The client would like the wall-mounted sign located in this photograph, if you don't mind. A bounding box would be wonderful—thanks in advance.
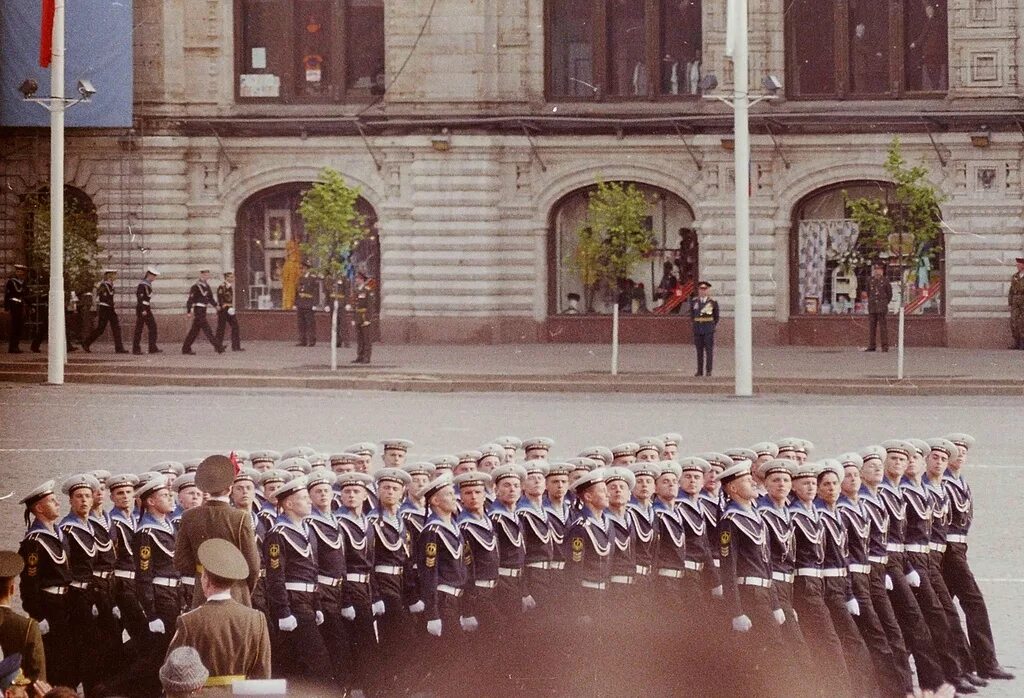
[240,73,280,97]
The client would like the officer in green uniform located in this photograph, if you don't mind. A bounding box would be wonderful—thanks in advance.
[295,262,318,347]
[351,270,377,364]
[1008,255,1024,349]
[0,551,46,682]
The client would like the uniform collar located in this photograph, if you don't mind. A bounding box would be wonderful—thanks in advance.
[426,513,460,537]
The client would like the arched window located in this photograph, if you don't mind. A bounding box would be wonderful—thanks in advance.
[546,0,703,100]
[790,182,944,317]
[549,183,695,315]
[786,0,947,99]
[235,183,379,312]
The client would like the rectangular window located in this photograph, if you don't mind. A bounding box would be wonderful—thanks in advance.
[240,0,285,99]
[848,1,891,95]
[607,0,648,97]
[659,0,702,95]
[347,0,385,93]
[789,0,837,96]
[548,0,597,98]
[904,1,947,92]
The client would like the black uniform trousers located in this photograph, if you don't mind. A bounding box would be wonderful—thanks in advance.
[315,584,349,686]
[132,310,158,352]
[822,575,878,697]
[132,587,180,698]
[215,309,241,350]
[91,577,121,685]
[356,320,372,362]
[67,586,104,694]
[929,549,976,674]
[373,571,410,688]
[6,304,24,351]
[792,576,851,697]
[867,312,889,350]
[884,553,946,690]
[850,570,908,697]
[464,583,501,693]
[731,586,788,698]
[271,589,331,690]
[85,307,126,351]
[868,562,914,693]
[693,329,714,375]
[182,308,220,352]
[907,550,962,681]
[341,580,377,693]
[772,580,816,682]
[420,592,465,696]
[942,542,999,673]
[113,577,148,659]
[296,308,316,346]
[36,592,74,689]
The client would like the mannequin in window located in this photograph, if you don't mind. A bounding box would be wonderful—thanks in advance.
[909,4,946,90]
[687,49,702,94]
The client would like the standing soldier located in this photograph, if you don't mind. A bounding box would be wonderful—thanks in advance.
[295,261,317,347]
[689,280,719,377]
[182,269,224,354]
[83,269,129,353]
[305,470,349,689]
[18,481,73,687]
[455,471,497,693]
[107,474,147,656]
[1008,254,1024,349]
[865,261,893,352]
[0,551,46,683]
[351,269,376,364]
[132,267,160,354]
[215,271,243,352]
[4,264,29,353]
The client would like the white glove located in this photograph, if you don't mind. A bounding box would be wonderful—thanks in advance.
[711,585,723,598]
[38,619,49,636]
[112,606,121,620]
[148,618,165,634]
[341,606,356,621]
[278,615,298,632]
[315,610,324,626]
[884,574,894,591]
[732,615,752,632]
[521,595,536,612]
[91,604,99,618]
[459,616,479,632]
[792,608,798,622]
[846,598,861,616]
[773,608,786,625]
[426,619,442,637]
[408,600,425,614]
[905,570,921,588]
[372,600,385,617]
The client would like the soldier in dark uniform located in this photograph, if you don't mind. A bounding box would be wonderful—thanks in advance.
[689,280,719,376]
[214,271,243,352]
[305,470,348,689]
[455,471,497,692]
[230,468,269,616]
[131,267,160,354]
[368,468,414,690]
[865,261,893,352]
[626,462,660,589]
[87,474,119,684]
[351,270,376,363]
[940,433,1014,680]
[415,474,469,690]
[133,477,181,697]
[334,472,379,696]
[0,551,46,683]
[295,262,317,347]
[264,476,331,689]
[107,474,147,658]
[4,264,29,353]
[1009,255,1024,349]
[182,269,224,354]
[83,269,128,353]
[675,457,720,600]
[717,462,787,696]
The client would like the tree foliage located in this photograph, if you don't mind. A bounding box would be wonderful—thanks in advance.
[845,138,945,257]
[567,180,653,311]
[297,168,370,281]
[24,191,102,296]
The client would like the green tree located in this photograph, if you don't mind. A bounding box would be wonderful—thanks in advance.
[845,138,945,258]
[298,168,370,281]
[567,225,603,312]
[24,191,102,297]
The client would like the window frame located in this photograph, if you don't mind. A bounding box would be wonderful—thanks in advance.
[233,0,383,104]
[544,0,704,102]
[784,0,948,101]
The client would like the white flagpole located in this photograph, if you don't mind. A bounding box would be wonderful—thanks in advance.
[731,0,753,396]
[47,0,66,385]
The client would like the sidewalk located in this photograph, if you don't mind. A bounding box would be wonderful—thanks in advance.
[1,342,1022,394]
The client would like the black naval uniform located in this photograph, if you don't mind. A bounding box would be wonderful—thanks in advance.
[758,496,812,661]
[215,280,241,350]
[264,516,331,686]
[837,494,910,697]
[19,519,74,688]
[59,512,109,693]
[352,276,376,362]
[134,512,180,698]
[564,507,613,690]
[88,510,121,684]
[84,278,127,352]
[416,513,468,679]
[132,277,158,353]
[488,502,526,618]
[295,274,318,346]
[248,509,270,614]
[4,273,27,352]
[689,293,719,376]
[109,506,147,655]
[942,471,1002,676]
[306,508,348,687]
[182,278,223,353]
[458,510,501,693]
[369,508,414,677]
[336,507,378,694]
[877,477,947,691]
[517,499,555,608]
[626,499,658,587]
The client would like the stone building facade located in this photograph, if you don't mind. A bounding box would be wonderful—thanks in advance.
[3,0,1024,346]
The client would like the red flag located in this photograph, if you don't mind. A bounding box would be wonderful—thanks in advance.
[230,450,240,475]
[40,0,55,68]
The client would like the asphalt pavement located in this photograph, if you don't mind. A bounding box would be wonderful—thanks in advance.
[0,383,1021,693]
